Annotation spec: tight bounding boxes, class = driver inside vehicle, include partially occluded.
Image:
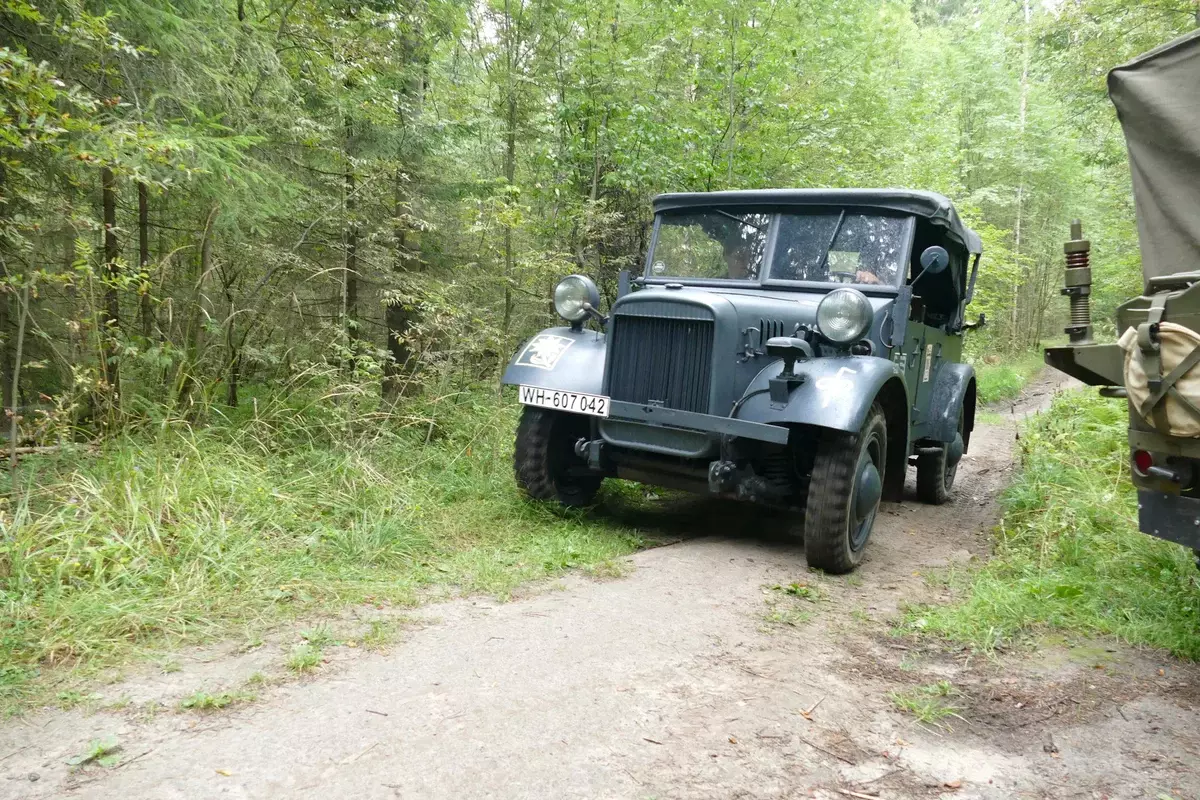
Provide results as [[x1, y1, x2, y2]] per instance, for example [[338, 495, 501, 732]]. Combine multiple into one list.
[[773, 212, 905, 286]]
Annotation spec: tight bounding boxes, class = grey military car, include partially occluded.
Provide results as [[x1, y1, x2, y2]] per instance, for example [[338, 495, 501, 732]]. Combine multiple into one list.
[[502, 190, 984, 573]]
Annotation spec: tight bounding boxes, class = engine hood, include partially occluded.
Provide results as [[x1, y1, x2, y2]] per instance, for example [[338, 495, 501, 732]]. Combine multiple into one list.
[[612, 284, 894, 334]]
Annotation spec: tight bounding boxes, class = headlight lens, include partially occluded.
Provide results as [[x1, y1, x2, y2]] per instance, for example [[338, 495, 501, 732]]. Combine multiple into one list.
[[553, 275, 600, 323], [817, 288, 873, 345]]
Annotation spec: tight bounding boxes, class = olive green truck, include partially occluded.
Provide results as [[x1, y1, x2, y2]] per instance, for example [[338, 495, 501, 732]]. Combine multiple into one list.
[[1045, 30, 1200, 564]]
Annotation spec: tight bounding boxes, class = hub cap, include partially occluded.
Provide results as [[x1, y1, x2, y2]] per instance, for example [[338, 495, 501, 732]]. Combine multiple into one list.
[[850, 431, 884, 550]]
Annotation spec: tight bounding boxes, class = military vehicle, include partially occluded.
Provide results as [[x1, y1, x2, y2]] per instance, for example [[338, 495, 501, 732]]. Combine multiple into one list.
[[1045, 29, 1200, 563], [502, 189, 984, 573]]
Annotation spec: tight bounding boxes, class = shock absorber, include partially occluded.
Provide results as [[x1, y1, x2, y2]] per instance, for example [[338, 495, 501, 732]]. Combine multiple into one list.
[[1063, 219, 1093, 344]]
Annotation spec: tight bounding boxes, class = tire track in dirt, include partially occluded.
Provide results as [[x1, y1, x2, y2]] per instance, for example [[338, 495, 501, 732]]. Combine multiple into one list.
[[2, 370, 1197, 800]]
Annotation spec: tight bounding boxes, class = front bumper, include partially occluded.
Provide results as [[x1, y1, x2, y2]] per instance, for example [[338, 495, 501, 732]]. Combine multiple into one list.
[[606, 400, 788, 446]]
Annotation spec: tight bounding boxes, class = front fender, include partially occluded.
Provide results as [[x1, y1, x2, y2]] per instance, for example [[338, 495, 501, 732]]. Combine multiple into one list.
[[500, 327, 607, 395], [737, 356, 906, 434], [928, 363, 975, 447]]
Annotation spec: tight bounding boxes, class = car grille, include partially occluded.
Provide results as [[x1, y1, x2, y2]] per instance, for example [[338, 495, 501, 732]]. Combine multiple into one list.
[[607, 304, 715, 414]]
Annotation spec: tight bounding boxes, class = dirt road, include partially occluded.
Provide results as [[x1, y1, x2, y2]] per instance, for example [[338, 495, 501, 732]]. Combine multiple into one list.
[[2, 373, 1198, 799]]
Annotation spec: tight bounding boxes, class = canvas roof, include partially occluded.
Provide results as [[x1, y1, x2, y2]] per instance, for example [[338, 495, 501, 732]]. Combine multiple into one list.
[[651, 189, 982, 255]]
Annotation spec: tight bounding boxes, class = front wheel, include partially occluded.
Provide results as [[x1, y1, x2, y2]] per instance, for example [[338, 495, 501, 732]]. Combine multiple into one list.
[[514, 407, 602, 507], [803, 403, 887, 574]]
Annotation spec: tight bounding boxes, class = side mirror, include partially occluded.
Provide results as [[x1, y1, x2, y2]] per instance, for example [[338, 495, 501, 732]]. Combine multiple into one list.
[[964, 312, 987, 331], [919, 246, 950, 275]]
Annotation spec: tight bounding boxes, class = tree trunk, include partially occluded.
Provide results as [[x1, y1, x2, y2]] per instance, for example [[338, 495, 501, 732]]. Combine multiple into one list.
[[383, 30, 428, 400], [384, 165, 416, 399], [501, 88, 517, 383], [101, 166, 121, 401], [0, 161, 12, 417], [178, 207, 216, 408], [726, 11, 737, 187], [138, 181, 153, 338], [1011, 0, 1031, 351], [344, 166, 358, 359], [8, 285, 28, 474], [225, 301, 240, 407]]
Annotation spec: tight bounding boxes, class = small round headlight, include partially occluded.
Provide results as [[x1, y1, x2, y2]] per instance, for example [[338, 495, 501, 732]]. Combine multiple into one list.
[[554, 275, 600, 324], [816, 288, 873, 345]]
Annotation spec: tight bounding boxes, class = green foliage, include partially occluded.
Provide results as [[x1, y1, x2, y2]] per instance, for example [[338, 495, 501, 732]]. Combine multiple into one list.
[[179, 689, 256, 711], [909, 392, 1200, 659], [973, 349, 1047, 405], [361, 619, 401, 652], [2, 0, 1188, 427], [66, 736, 121, 768], [285, 645, 322, 674], [0, 382, 645, 709], [889, 681, 963, 727], [1, 0, 1193, 714]]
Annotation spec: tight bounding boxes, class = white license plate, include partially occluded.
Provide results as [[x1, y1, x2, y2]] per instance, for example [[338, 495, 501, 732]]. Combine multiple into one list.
[[518, 385, 610, 418]]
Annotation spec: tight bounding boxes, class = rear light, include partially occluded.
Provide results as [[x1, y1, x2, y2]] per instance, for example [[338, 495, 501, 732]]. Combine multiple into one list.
[[1133, 449, 1154, 476]]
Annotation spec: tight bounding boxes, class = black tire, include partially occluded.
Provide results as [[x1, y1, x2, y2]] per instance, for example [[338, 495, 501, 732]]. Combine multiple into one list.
[[916, 406, 963, 505], [513, 406, 602, 507], [803, 403, 887, 574]]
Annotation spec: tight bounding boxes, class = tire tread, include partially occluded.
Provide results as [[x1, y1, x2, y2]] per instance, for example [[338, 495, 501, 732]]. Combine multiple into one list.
[[803, 404, 886, 574], [513, 407, 600, 507]]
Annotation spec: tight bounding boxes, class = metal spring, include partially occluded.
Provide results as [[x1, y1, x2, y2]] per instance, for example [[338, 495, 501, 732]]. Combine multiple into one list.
[[1066, 249, 1091, 327]]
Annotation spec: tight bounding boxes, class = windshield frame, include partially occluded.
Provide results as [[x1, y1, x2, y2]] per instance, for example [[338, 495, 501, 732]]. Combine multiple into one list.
[[641, 206, 915, 295]]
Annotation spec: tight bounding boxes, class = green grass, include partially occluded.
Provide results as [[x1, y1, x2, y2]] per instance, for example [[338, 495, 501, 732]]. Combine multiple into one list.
[[0, 384, 649, 712], [889, 681, 963, 727], [300, 625, 338, 648], [762, 607, 813, 627], [361, 619, 401, 651], [908, 392, 1200, 658], [179, 688, 257, 711], [761, 581, 823, 628], [67, 735, 122, 768], [285, 644, 322, 673], [973, 348, 1047, 405]]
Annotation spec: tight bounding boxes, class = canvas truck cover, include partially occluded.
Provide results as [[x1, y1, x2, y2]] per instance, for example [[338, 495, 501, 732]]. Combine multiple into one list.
[[1108, 30, 1200, 280]]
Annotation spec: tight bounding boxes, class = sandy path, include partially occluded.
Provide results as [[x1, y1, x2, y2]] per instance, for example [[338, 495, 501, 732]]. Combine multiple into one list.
[[2, 372, 1197, 800]]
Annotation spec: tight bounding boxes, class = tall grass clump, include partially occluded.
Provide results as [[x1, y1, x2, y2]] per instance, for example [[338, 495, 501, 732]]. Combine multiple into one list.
[[0, 373, 645, 710], [972, 348, 1048, 405], [910, 392, 1200, 658]]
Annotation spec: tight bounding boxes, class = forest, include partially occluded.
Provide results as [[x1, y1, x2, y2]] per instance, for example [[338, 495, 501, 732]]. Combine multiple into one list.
[[2, 0, 1196, 425], [2, 0, 1200, 711]]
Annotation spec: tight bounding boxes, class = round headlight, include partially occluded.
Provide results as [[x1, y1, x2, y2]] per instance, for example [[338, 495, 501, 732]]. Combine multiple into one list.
[[816, 288, 873, 345], [553, 275, 600, 324]]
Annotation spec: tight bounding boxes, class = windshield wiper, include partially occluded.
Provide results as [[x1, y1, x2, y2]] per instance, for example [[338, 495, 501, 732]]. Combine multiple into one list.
[[714, 209, 767, 232], [816, 210, 847, 274]]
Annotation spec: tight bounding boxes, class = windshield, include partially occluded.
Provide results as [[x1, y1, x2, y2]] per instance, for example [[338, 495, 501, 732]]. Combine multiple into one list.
[[772, 213, 909, 285], [649, 210, 770, 280], [647, 209, 911, 286]]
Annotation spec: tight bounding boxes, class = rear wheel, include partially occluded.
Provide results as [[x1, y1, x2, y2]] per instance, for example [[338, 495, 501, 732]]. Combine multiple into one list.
[[916, 405, 964, 505], [803, 403, 887, 574], [514, 407, 602, 507]]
